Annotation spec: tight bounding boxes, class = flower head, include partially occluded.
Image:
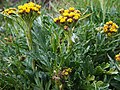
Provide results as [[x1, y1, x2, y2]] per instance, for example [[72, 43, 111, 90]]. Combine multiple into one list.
[[67, 18, 73, 23], [60, 17, 66, 23], [59, 8, 64, 14], [61, 68, 72, 76], [54, 18, 59, 23], [53, 7, 81, 30], [18, 2, 41, 14], [115, 53, 120, 61], [103, 21, 119, 36], [73, 15, 79, 20], [69, 12, 75, 17], [2, 8, 17, 15], [17, 2, 41, 25], [69, 7, 75, 11]]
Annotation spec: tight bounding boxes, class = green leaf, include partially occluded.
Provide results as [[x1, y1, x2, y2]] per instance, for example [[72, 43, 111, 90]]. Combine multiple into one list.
[[101, 62, 110, 70], [106, 68, 118, 75], [114, 75, 120, 82], [79, 13, 93, 21], [94, 66, 104, 75], [86, 74, 95, 81]]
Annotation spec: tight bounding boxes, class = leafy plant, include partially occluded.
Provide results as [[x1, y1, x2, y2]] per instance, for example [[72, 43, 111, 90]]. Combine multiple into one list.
[[0, 0, 120, 90]]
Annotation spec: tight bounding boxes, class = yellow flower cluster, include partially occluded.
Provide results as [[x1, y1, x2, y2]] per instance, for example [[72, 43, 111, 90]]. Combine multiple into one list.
[[61, 68, 72, 76], [115, 53, 120, 61], [52, 68, 72, 82], [18, 2, 41, 14], [53, 7, 81, 26], [2, 8, 17, 15], [103, 21, 119, 36]]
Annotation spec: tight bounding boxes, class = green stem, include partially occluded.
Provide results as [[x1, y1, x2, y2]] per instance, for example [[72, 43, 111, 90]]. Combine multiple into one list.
[[67, 30, 73, 53], [26, 21, 33, 50], [17, 15, 33, 50]]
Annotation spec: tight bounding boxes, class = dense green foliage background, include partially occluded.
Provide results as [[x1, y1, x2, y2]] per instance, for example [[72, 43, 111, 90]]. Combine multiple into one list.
[[0, 0, 120, 90]]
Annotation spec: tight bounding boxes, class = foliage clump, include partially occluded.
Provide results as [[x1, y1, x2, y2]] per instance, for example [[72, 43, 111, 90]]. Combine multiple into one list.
[[0, 0, 120, 90]]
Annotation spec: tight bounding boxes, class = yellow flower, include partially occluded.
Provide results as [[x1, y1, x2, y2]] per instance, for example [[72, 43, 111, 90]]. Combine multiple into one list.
[[18, 5, 23, 9], [59, 8, 64, 14], [64, 10, 69, 13], [64, 72, 69, 75], [63, 12, 69, 17], [18, 10, 23, 13], [28, 2, 35, 7], [22, 7, 26, 11], [66, 68, 72, 72], [108, 21, 113, 24], [24, 3, 29, 7], [115, 53, 120, 61], [2, 8, 17, 15], [106, 21, 113, 25], [73, 15, 79, 20], [75, 13, 80, 17], [54, 18, 59, 22], [8, 10, 13, 14], [103, 29, 108, 33], [74, 10, 80, 13], [58, 16, 63, 19], [110, 28, 117, 33], [67, 18, 73, 23], [37, 11, 41, 14], [60, 18, 66, 23], [31, 7, 39, 11], [103, 21, 119, 35], [106, 22, 109, 25], [69, 7, 75, 11], [25, 8, 30, 13], [36, 5, 41, 9], [115, 24, 119, 29], [9, 8, 16, 11], [61, 68, 72, 76], [103, 25, 108, 32], [64, 17, 67, 19], [112, 23, 119, 29], [69, 12, 75, 17]]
